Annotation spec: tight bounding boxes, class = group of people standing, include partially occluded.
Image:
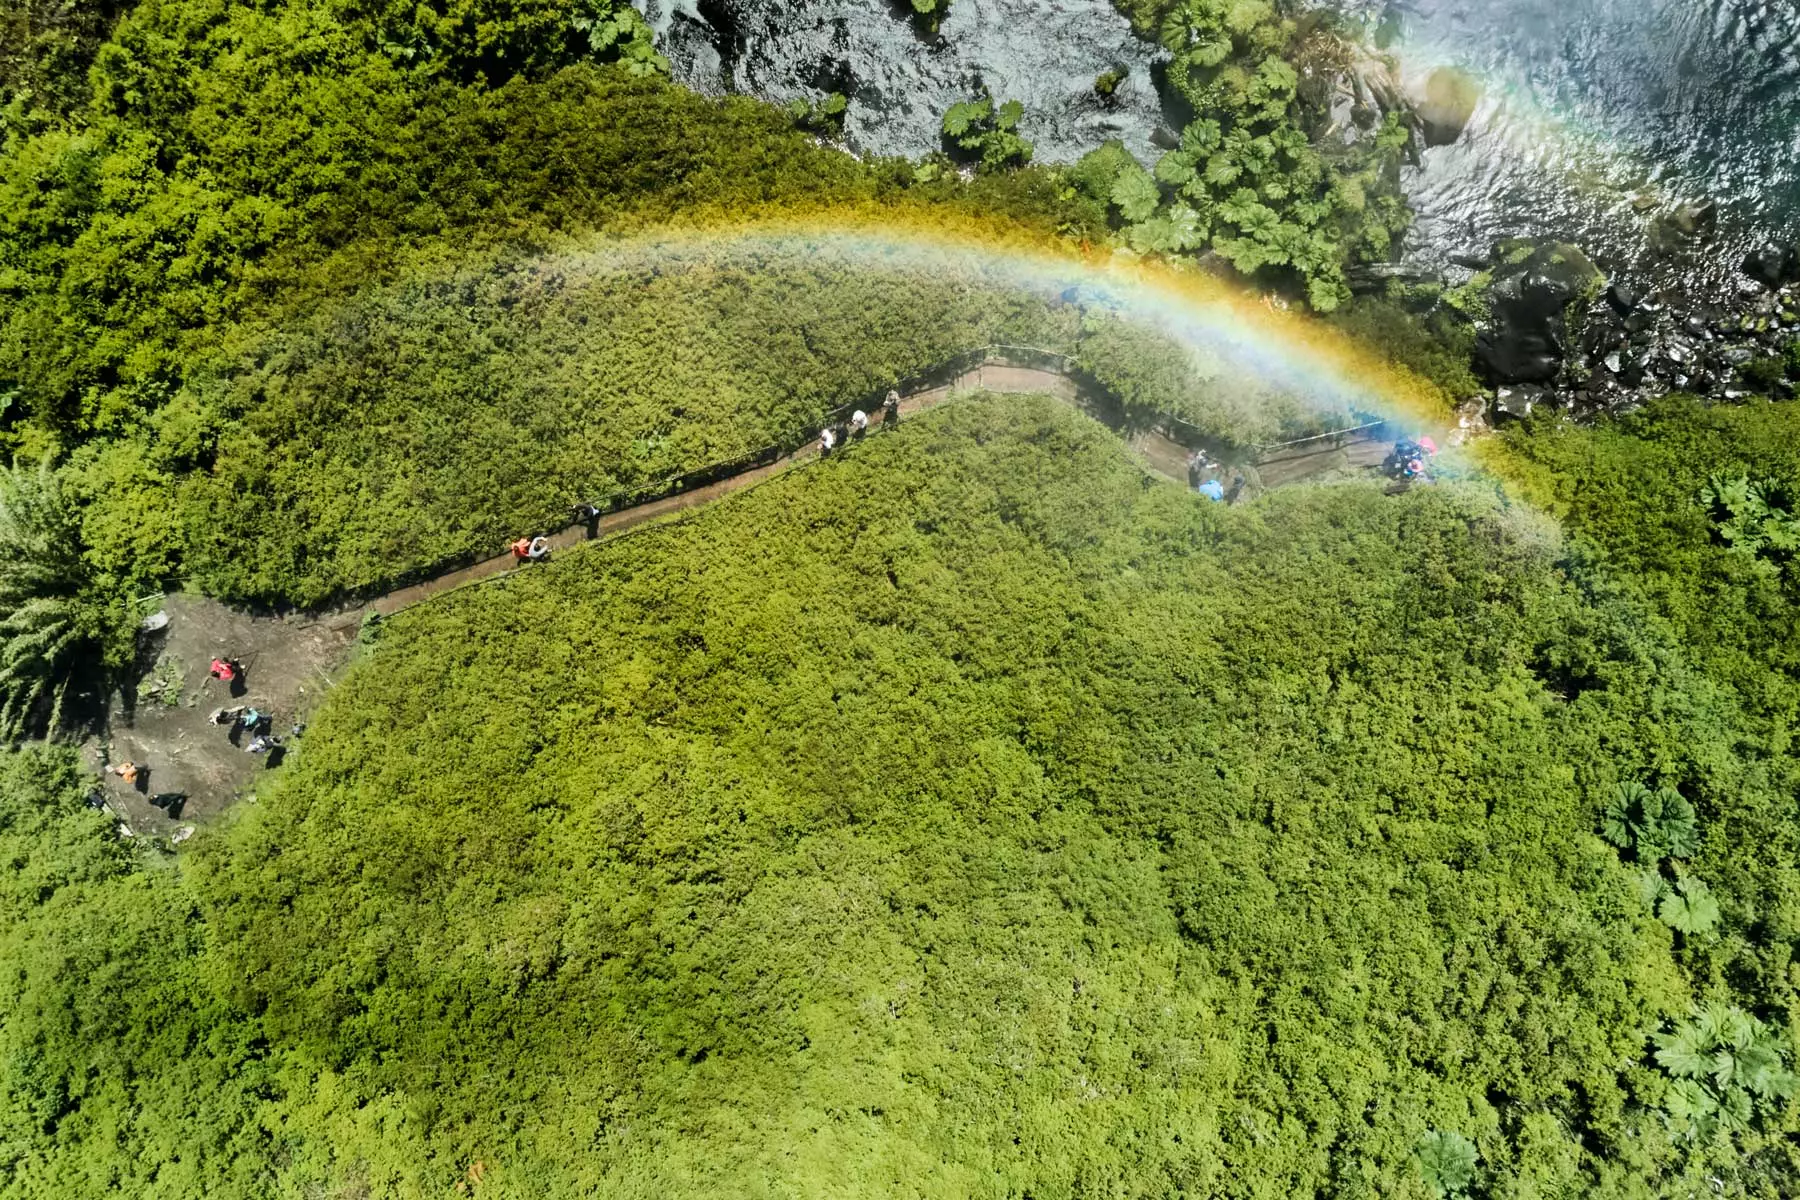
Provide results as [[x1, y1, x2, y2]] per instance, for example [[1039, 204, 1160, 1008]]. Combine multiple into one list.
[[1382, 435, 1438, 483], [206, 658, 290, 756], [821, 388, 901, 457], [1186, 449, 1246, 504], [103, 654, 288, 815]]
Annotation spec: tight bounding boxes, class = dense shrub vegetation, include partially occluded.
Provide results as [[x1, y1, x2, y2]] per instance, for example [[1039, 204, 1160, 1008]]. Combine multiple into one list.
[[2, 0, 1799, 1189], [1068, 1, 1412, 309], [157, 252, 1082, 605], [3, 396, 1798, 1196], [44, 243, 1352, 610]]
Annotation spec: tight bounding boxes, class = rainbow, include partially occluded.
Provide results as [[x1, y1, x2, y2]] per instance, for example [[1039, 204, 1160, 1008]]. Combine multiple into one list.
[[537, 208, 1457, 440]]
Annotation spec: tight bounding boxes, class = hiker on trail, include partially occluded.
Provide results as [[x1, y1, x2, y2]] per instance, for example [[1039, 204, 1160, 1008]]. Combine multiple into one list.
[[572, 502, 601, 539], [819, 427, 837, 456], [210, 705, 246, 726], [1187, 450, 1208, 491], [1198, 479, 1226, 502], [883, 390, 901, 427], [1227, 472, 1246, 504], [209, 657, 237, 683], [849, 409, 869, 438], [511, 536, 533, 561], [1384, 438, 1424, 482], [528, 536, 550, 561], [246, 734, 281, 755], [108, 760, 144, 789]]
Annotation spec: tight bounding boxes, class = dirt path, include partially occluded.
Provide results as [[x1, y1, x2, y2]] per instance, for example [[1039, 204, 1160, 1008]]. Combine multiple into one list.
[[94, 365, 1395, 834]]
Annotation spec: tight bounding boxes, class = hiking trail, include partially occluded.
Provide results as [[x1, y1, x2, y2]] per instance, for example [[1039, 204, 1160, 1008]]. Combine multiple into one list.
[[91, 356, 1394, 834]]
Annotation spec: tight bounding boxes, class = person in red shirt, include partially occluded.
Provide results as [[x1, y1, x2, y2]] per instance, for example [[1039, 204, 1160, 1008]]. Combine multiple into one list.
[[209, 657, 236, 683], [511, 536, 534, 561]]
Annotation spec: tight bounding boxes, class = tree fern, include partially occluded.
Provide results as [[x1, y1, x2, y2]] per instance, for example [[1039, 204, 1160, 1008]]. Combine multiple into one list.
[[1413, 1129, 1477, 1198], [0, 457, 110, 740], [1656, 877, 1720, 936]]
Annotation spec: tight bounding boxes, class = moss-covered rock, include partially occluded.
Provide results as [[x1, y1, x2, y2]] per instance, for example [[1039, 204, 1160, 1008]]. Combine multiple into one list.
[[1468, 239, 1605, 384]]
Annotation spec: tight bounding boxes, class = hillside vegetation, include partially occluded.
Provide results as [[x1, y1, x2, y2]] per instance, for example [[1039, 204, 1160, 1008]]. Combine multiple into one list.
[[4, 395, 1793, 1197]]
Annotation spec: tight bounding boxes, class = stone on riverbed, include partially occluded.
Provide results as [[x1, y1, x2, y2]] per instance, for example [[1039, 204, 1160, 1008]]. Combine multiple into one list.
[[1741, 242, 1800, 290], [1414, 66, 1481, 147], [1471, 240, 1606, 384]]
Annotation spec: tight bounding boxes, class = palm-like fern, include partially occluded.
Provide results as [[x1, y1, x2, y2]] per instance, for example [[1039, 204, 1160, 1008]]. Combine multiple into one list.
[[1413, 1129, 1478, 1198], [1700, 474, 1800, 561], [1653, 1003, 1797, 1143], [0, 457, 105, 739], [1603, 781, 1699, 861]]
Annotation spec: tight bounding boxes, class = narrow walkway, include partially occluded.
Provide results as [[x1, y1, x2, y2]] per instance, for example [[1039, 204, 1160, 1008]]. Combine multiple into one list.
[[337, 357, 1375, 629]]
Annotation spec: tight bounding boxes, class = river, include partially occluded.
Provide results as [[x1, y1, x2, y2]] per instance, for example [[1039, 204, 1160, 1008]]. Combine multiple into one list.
[[1340, 0, 1800, 290], [636, 0, 1800, 293]]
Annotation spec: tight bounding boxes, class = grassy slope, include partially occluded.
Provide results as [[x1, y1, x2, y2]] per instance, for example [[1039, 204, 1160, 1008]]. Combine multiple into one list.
[[13, 395, 1800, 1195], [117, 397, 1721, 1195], [160, 255, 1079, 605]]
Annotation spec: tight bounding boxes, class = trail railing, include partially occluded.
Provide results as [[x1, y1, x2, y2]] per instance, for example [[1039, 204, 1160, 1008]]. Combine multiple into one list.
[[328, 344, 1395, 613]]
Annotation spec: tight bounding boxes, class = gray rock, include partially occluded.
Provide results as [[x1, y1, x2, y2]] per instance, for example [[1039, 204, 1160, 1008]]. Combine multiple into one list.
[[1415, 66, 1481, 147], [1742, 242, 1800, 289]]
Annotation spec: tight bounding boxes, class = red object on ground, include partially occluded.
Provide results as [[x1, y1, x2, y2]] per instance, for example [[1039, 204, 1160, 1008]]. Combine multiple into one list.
[[511, 537, 533, 560], [1417, 436, 1438, 455], [209, 658, 235, 682]]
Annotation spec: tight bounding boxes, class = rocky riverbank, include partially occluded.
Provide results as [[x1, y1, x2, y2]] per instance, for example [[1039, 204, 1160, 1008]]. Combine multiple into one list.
[[1388, 235, 1800, 425]]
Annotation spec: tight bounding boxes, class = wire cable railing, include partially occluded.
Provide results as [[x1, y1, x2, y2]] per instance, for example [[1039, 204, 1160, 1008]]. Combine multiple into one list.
[[336, 343, 1395, 613]]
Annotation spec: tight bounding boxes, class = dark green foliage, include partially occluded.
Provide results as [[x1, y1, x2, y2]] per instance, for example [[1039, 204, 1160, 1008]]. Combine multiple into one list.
[[1602, 781, 1698, 862], [355, 0, 667, 83], [0, 0, 124, 128], [0, 0, 1096, 453], [1092, 65, 1127, 99], [786, 90, 848, 135], [941, 93, 1033, 172], [1700, 473, 1799, 569], [1653, 1004, 1795, 1145], [1067, 4, 1411, 308], [1414, 1129, 1477, 1198], [0, 456, 132, 737], [1738, 353, 1790, 396]]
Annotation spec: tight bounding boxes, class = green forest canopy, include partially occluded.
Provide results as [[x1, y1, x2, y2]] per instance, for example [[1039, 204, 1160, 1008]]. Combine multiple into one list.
[[6, 396, 1799, 1197]]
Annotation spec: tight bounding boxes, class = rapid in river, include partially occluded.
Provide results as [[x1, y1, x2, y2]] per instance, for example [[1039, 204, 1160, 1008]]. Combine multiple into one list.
[[1336, 0, 1800, 290]]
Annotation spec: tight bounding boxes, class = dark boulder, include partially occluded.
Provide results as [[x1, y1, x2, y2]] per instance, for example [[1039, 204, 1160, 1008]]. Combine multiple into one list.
[[1605, 282, 1640, 316], [1472, 241, 1606, 384], [1415, 67, 1481, 147], [1492, 384, 1545, 420], [1741, 242, 1799, 290]]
